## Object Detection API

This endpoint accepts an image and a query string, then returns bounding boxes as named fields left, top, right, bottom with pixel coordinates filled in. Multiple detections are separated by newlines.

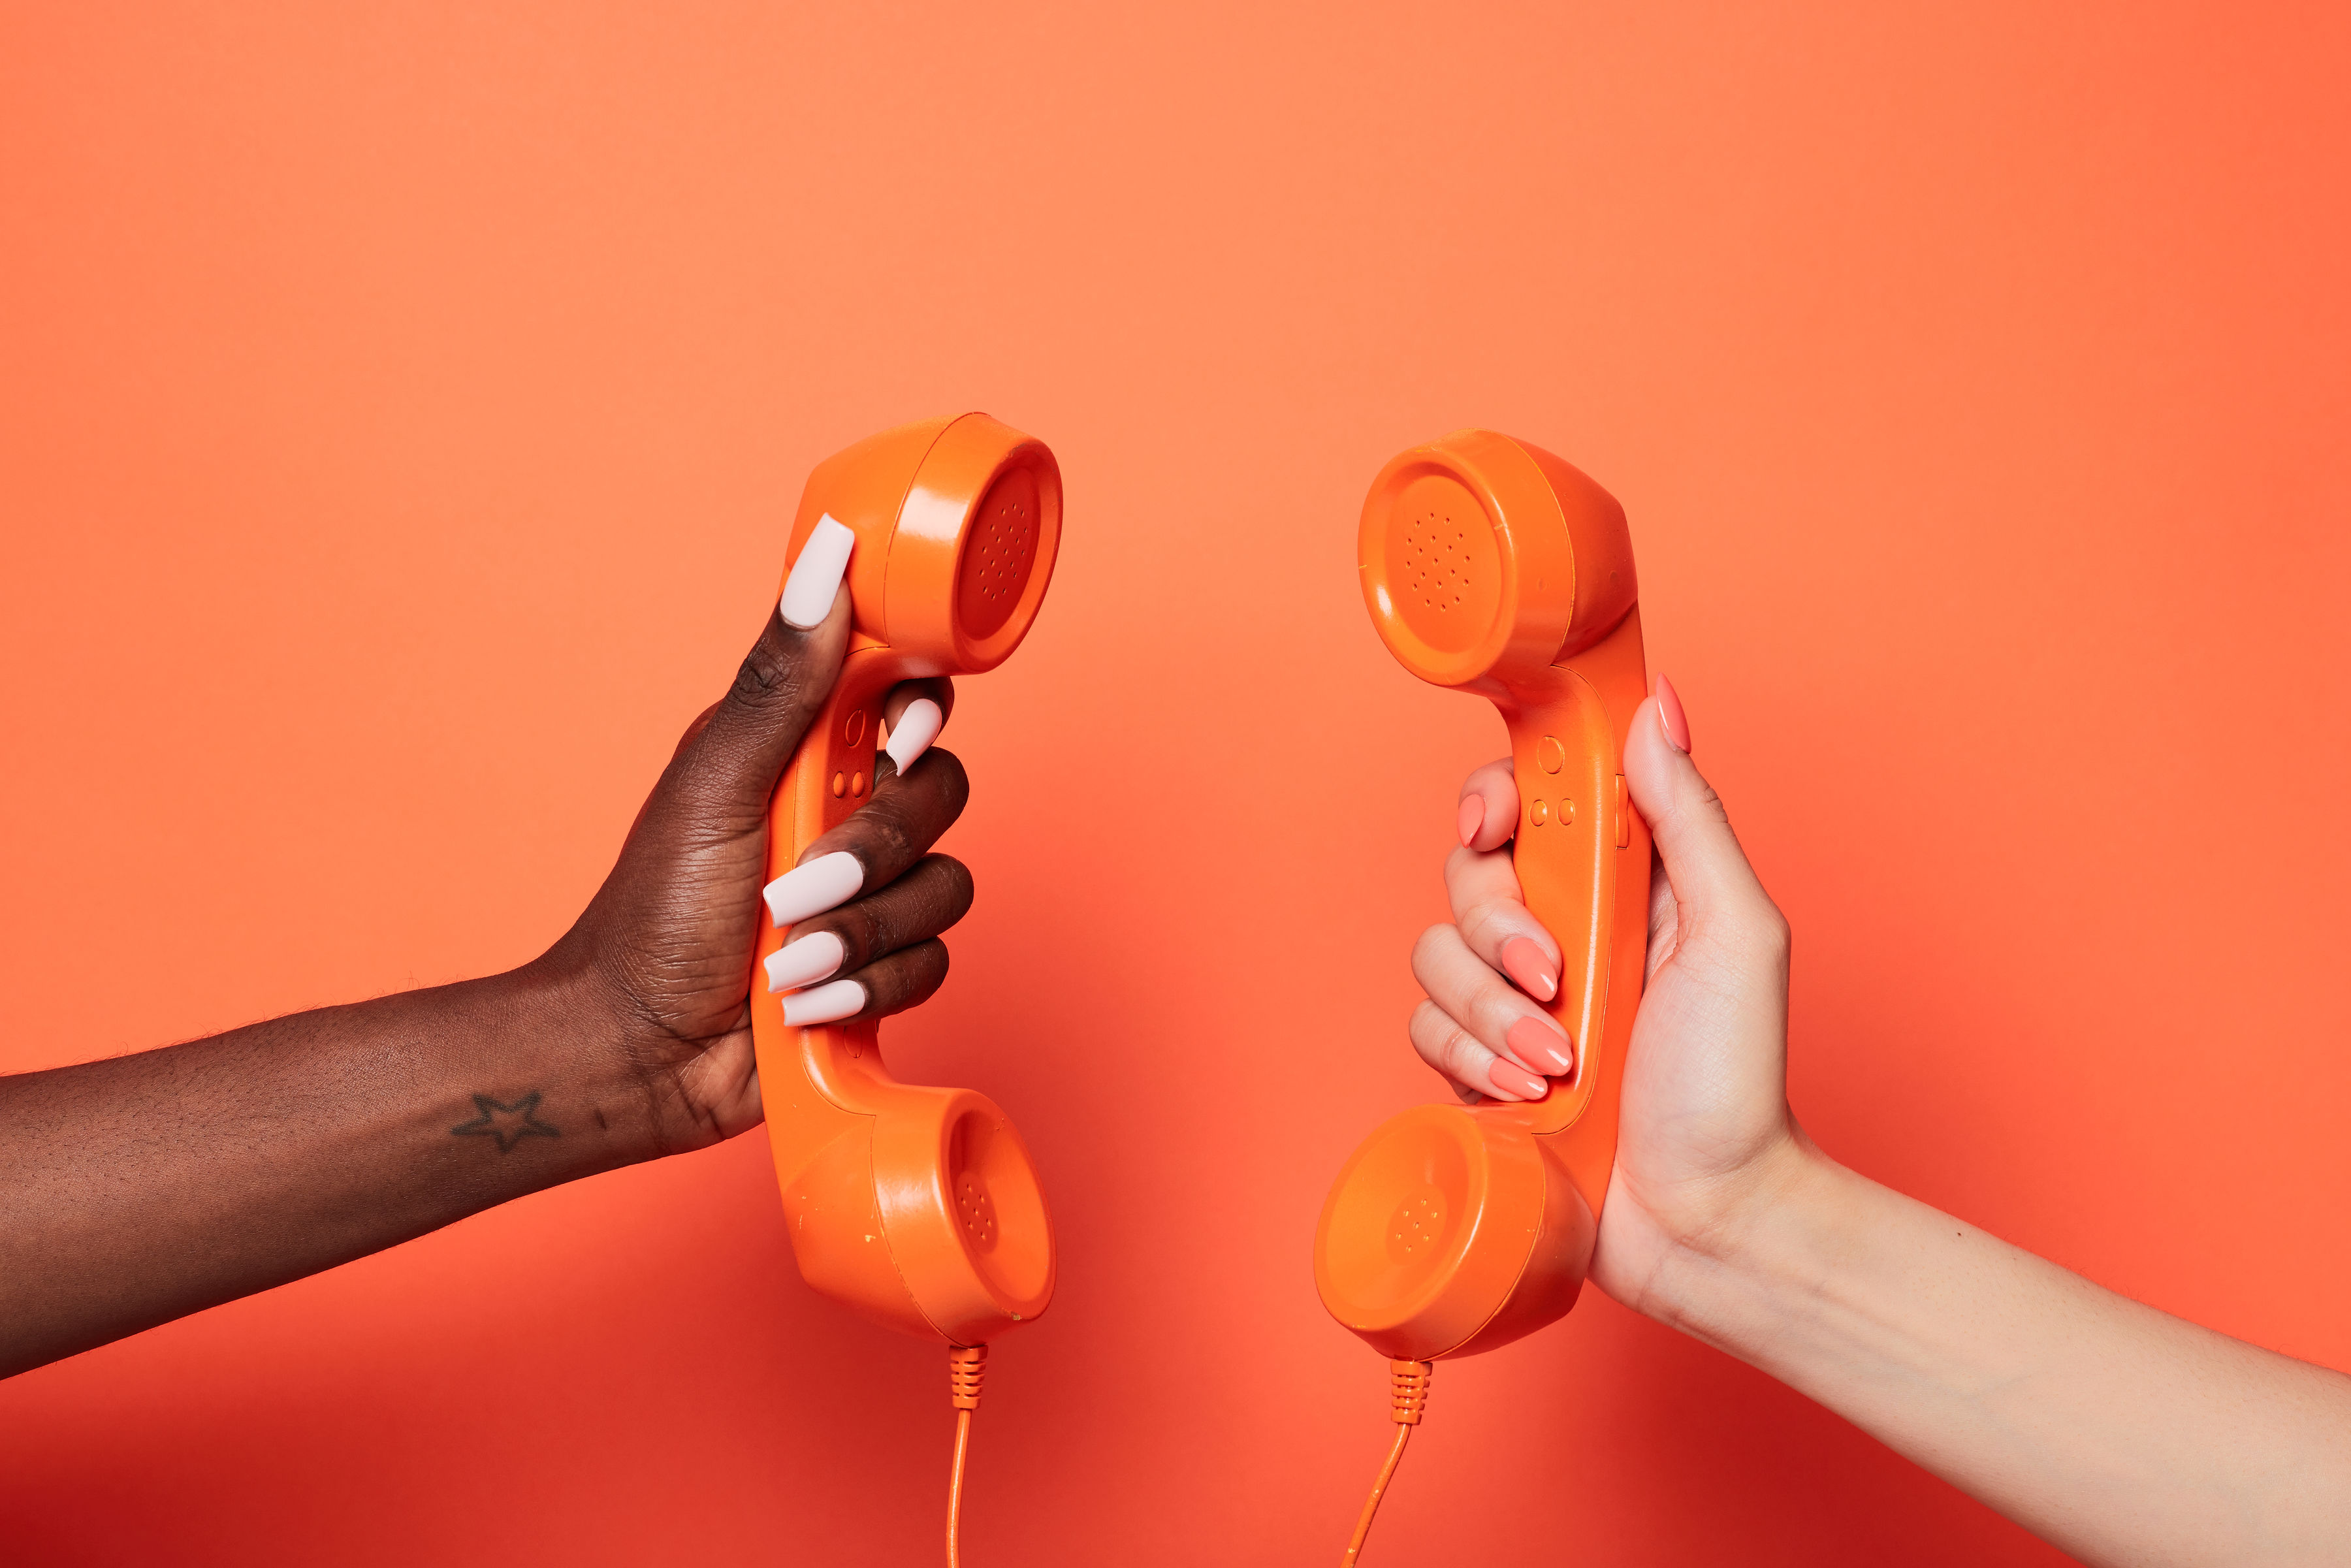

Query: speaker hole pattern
left=1403, top=511, right=1473, bottom=613
left=956, top=1172, right=999, bottom=1252
left=1387, top=1189, right=1445, bottom=1261
left=968, top=492, right=1034, bottom=611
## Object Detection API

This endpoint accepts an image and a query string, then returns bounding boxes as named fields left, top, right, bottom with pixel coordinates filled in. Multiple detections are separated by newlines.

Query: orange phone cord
left=1340, top=1360, right=1433, bottom=1567
left=946, top=1344, right=987, bottom=1567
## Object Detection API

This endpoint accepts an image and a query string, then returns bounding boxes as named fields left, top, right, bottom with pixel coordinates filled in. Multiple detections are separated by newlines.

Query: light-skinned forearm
left=1645, top=1142, right=2351, bottom=1567
left=0, top=963, right=667, bottom=1378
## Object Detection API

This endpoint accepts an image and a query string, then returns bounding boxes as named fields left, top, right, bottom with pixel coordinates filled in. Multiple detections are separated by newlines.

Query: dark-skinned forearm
left=0, top=579, right=921, bottom=1379
left=0, top=963, right=664, bottom=1378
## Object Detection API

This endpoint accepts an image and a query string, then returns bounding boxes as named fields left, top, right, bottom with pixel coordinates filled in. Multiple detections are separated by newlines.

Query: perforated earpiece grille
left=1381, top=472, right=1503, bottom=658
left=957, top=468, right=1040, bottom=642
left=1402, top=509, right=1473, bottom=615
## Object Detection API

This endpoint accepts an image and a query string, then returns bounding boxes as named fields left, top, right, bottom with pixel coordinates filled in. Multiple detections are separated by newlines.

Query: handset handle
left=760, top=641, right=901, bottom=1121
left=1488, top=606, right=1651, bottom=1221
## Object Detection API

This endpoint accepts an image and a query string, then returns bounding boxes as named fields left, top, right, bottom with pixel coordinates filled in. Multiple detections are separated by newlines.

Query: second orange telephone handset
left=753, top=414, right=1060, bottom=1566
left=1313, top=430, right=1652, bottom=1563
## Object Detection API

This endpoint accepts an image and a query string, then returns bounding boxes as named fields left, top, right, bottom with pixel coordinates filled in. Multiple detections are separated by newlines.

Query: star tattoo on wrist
left=450, top=1091, right=560, bottom=1154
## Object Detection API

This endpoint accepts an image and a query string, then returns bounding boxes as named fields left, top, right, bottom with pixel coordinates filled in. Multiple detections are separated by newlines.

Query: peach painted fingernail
left=885, top=697, right=944, bottom=775
left=781, top=978, right=866, bottom=1027
left=763, top=931, right=845, bottom=994
left=1488, top=1059, right=1549, bottom=1100
left=1506, top=1016, right=1575, bottom=1076
left=1655, top=673, right=1692, bottom=754
left=779, top=515, right=856, bottom=630
left=1500, top=937, right=1558, bottom=1001
left=1456, top=794, right=1484, bottom=846
left=763, top=850, right=863, bottom=927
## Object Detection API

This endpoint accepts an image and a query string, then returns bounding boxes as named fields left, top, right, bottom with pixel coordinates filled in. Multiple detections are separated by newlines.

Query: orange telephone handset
left=753, top=413, right=1059, bottom=1351
left=1315, top=430, right=1652, bottom=1366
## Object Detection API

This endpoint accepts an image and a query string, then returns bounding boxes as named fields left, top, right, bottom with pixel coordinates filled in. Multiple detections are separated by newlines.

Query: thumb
left=1622, top=675, right=1778, bottom=933
left=665, top=523, right=856, bottom=830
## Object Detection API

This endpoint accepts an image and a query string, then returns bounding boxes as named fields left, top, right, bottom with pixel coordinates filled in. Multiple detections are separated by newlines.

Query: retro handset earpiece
left=1314, top=431, right=1652, bottom=1563
left=752, top=414, right=1060, bottom=1565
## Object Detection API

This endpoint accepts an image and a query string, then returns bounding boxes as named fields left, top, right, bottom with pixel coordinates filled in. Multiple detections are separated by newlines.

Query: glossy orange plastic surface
left=754, top=414, right=1061, bottom=1347
left=1315, top=430, right=1652, bottom=1362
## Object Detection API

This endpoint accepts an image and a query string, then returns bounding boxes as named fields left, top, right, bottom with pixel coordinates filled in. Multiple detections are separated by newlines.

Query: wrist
left=467, top=959, right=684, bottom=1173
left=1631, top=1132, right=1853, bottom=1349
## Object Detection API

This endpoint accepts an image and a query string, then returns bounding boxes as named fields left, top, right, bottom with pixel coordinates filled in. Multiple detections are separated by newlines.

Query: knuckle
left=925, top=749, right=971, bottom=814
left=865, top=758, right=965, bottom=852
left=1409, top=999, right=1480, bottom=1076
left=849, top=801, right=919, bottom=871
left=1439, top=1023, right=1486, bottom=1079
left=863, top=942, right=943, bottom=1018
left=930, top=854, right=976, bottom=907
left=842, top=857, right=972, bottom=968
left=1454, top=900, right=1517, bottom=952
left=879, top=810, right=921, bottom=867
left=916, top=856, right=975, bottom=927
left=845, top=961, right=895, bottom=1019
left=1407, top=1000, right=1452, bottom=1059
left=903, top=938, right=951, bottom=999
left=1466, top=986, right=1520, bottom=1043
left=829, top=917, right=874, bottom=972
left=855, top=897, right=901, bottom=961
left=726, top=643, right=801, bottom=711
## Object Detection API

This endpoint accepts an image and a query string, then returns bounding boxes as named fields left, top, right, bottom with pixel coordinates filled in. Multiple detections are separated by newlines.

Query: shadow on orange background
left=3, top=4, right=2346, bottom=1563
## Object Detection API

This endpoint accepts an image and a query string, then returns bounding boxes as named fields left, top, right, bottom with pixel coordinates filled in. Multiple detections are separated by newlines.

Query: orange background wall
left=3, top=4, right=2347, bottom=1563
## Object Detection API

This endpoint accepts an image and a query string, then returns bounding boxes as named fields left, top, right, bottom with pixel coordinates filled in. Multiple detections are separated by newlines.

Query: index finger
left=1445, top=758, right=1565, bottom=1003
left=880, top=677, right=955, bottom=774
left=1456, top=757, right=1518, bottom=852
left=761, top=747, right=971, bottom=927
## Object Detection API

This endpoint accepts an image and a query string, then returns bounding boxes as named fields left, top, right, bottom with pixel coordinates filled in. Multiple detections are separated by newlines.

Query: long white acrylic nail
left=780, top=978, right=866, bottom=1027
left=763, top=850, right=863, bottom=927
left=885, top=697, right=944, bottom=774
left=778, top=515, right=856, bottom=630
left=763, top=931, right=846, bottom=994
